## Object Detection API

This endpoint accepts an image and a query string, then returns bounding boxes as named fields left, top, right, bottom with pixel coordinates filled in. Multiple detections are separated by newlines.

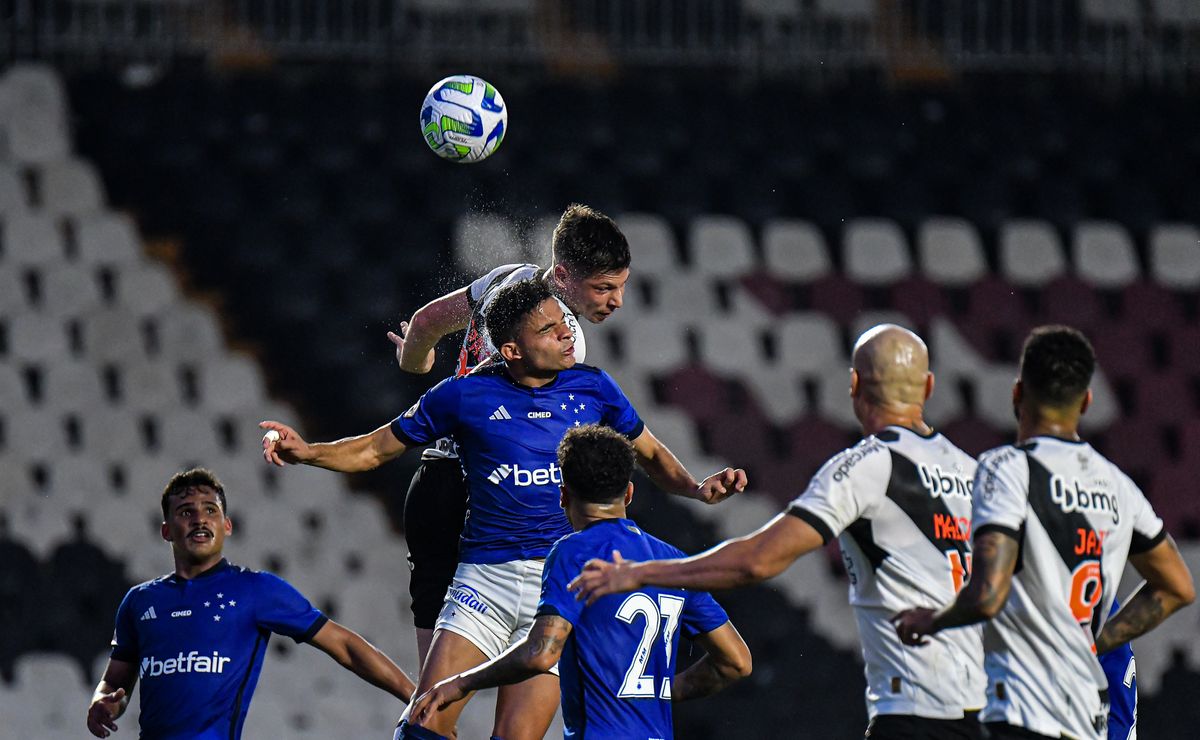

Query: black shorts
left=982, top=723, right=1063, bottom=740
left=865, top=712, right=982, bottom=740
left=402, top=457, right=469, bottom=629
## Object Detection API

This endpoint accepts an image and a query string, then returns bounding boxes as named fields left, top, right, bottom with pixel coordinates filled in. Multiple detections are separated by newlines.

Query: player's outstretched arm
left=1095, top=534, right=1195, bottom=655
left=570, top=513, right=825, bottom=604
left=409, top=615, right=572, bottom=726
left=309, top=620, right=416, bottom=703
left=892, top=527, right=1020, bottom=646
left=86, top=658, right=136, bottom=738
left=260, top=421, right=408, bottom=472
left=631, top=427, right=747, bottom=504
left=672, top=621, right=752, bottom=702
left=388, top=288, right=472, bottom=374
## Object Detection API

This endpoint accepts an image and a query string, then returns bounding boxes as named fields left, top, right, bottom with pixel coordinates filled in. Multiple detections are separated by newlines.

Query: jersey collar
left=884, top=424, right=940, bottom=441
left=168, top=558, right=231, bottom=584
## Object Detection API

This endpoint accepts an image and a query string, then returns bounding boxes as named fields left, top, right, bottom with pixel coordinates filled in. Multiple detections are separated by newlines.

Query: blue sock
left=394, top=719, right=449, bottom=740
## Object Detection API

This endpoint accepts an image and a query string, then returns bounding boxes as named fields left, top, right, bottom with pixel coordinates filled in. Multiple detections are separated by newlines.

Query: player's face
left=515, top=298, right=577, bottom=373
left=162, top=486, right=231, bottom=564
left=561, top=268, right=629, bottom=324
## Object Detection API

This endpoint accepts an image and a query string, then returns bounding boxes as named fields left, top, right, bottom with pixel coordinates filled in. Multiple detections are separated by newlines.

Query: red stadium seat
left=1039, top=275, right=1106, bottom=331
left=939, top=419, right=1009, bottom=458
left=658, top=365, right=733, bottom=424
left=703, top=410, right=774, bottom=470
left=806, top=273, right=866, bottom=325
left=965, top=275, right=1032, bottom=333
left=739, top=271, right=794, bottom=315
left=1166, top=325, right=1200, bottom=373
left=783, top=416, right=856, bottom=472
left=1119, top=280, right=1184, bottom=330
left=1149, top=462, right=1200, bottom=537
left=1133, top=370, right=1197, bottom=425
left=1096, top=418, right=1165, bottom=475
left=1090, top=321, right=1155, bottom=381
left=890, top=275, right=949, bottom=328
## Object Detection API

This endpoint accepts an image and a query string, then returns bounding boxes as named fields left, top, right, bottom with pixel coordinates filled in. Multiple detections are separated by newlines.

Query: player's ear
left=849, top=368, right=861, bottom=398
left=160, top=522, right=170, bottom=542
left=924, top=372, right=935, bottom=402
left=1079, top=388, right=1093, bottom=416
left=224, top=515, right=233, bottom=536
left=623, top=481, right=634, bottom=507
left=498, top=341, right=521, bottom=362
left=552, top=262, right=571, bottom=288
left=559, top=484, right=569, bottom=510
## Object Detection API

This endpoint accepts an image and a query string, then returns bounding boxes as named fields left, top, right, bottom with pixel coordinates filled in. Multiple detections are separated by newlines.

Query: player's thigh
left=410, top=629, right=490, bottom=734
left=867, top=714, right=982, bottom=740
left=493, top=671, right=560, bottom=740
left=415, top=626, right=435, bottom=677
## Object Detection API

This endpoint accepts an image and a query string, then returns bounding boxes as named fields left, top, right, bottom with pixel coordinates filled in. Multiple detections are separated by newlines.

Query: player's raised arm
left=672, top=621, right=752, bottom=702
left=86, top=658, right=136, bottom=738
left=388, top=287, right=472, bottom=374
left=1094, top=534, right=1195, bottom=655
left=570, top=512, right=825, bottom=604
left=260, top=420, right=408, bottom=472
left=630, top=426, right=747, bottom=505
left=409, top=614, right=572, bottom=726
left=309, top=620, right=416, bottom=703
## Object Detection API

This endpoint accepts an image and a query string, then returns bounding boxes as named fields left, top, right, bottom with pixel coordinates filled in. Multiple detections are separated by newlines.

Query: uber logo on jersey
left=527, top=411, right=552, bottom=419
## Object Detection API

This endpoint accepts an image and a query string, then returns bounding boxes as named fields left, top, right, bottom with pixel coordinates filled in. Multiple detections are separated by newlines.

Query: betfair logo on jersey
left=140, top=651, right=232, bottom=678
left=487, top=462, right=563, bottom=486
left=1050, top=475, right=1120, bottom=524
left=917, top=464, right=973, bottom=500
left=446, top=584, right=490, bottom=615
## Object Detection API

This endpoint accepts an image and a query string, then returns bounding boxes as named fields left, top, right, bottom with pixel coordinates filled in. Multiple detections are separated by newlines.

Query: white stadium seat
left=697, top=318, right=766, bottom=375
left=1000, top=220, right=1067, bottom=286
left=156, top=303, right=224, bottom=361
left=2, top=407, right=65, bottom=456
left=75, top=212, right=141, bottom=266
left=622, top=317, right=689, bottom=372
left=0, top=361, right=28, bottom=410
left=453, top=213, right=522, bottom=276
left=616, top=212, right=679, bottom=275
left=39, top=159, right=105, bottom=216
left=0, top=263, right=28, bottom=314
left=974, top=365, right=1020, bottom=430
left=5, top=106, right=70, bottom=164
left=41, top=360, right=105, bottom=411
left=0, top=163, right=28, bottom=214
left=777, top=312, right=845, bottom=373
left=7, top=312, right=70, bottom=362
left=196, top=354, right=268, bottom=413
left=2, top=213, right=65, bottom=267
left=155, top=408, right=223, bottom=460
left=1074, top=220, right=1139, bottom=288
left=114, top=261, right=180, bottom=317
left=82, top=308, right=147, bottom=363
left=743, top=365, right=807, bottom=424
left=688, top=215, right=757, bottom=277
left=761, top=219, right=831, bottom=281
left=640, top=406, right=703, bottom=461
left=79, top=407, right=144, bottom=459
left=39, top=263, right=102, bottom=318
left=813, top=362, right=859, bottom=428
left=929, top=317, right=987, bottom=382
left=917, top=217, right=987, bottom=286
left=844, top=218, right=912, bottom=285
left=651, top=271, right=721, bottom=317
left=117, top=359, right=184, bottom=413
left=1149, top=224, right=1200, bottom=289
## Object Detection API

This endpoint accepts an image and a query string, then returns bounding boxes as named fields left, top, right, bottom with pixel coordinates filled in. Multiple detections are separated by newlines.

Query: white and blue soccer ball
left=420, top=74, right=507, bottom=164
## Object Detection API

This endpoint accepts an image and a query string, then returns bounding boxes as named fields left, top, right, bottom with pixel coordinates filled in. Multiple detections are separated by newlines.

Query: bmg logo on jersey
left=917, top=464, right=973, bottom=500
left=447, top=584, right=490, bottom=615
left=140, top=651, right=232, bottom=678
left=1050, top=475, right=1120, bottom=524
left=487, top=462, right=563, bottom=486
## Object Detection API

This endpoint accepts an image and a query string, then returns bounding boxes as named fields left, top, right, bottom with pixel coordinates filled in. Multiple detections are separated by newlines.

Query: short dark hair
left=551, top=204, right=631, bottom=277
left=485, top=278, right=555, bottom=347
left=1019, top=325, right=1096, bottom=407
left=161, top=468, right=227, bottom=519
left=557, top=424, right=635, bottom=504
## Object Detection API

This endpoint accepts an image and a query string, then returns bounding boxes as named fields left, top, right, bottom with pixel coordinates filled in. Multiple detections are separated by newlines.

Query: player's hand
left=86, top=687, right=125, bottom=737
left=409, top=677, right=468, bottom=726
left=259, top=421, right=311, bottom=466
left=694, top=467, right=748, bottom=504
left=890, top=608, right=937, bottom=646
left=569, top=550, right=641, bottom=605
left=388, top=322, right=434, bottom=374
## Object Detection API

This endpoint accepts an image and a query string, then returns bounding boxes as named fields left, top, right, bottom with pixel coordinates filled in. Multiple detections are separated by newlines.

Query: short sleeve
left=596, top=370, right=644, bottom=440
left=109, top=588, right=140, bottom=662
left=536, top=537, right=586, bottom=626
left=390, top=376, right=463, bottom=447
left=787, top=440, right=890, bottom=544
left=253, top=572, right=327, bottom=643
left=680, top=590, right=729, bottom=639
left=971, top=446, right=1030, bottom=535
left=1120, top=471, right=1166, bottom=554
left=467, top=263, right=535, bottom=307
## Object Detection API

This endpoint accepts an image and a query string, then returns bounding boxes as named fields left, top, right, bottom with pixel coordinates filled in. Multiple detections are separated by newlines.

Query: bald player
left=570, top=325, right=987, bottom=739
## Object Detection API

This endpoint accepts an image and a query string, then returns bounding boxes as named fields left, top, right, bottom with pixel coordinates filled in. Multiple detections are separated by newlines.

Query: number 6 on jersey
left=615, top=592, right=685, bottom=699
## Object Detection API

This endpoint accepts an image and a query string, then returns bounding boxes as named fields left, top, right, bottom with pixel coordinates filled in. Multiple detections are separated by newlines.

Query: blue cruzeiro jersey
left=390, top=363, right=644, bottom=565
left=538, top=519, right=730, bottom=740
left=110, top=560, right=325, bottom=740
left=1101, top=598, right=1137, bottom=740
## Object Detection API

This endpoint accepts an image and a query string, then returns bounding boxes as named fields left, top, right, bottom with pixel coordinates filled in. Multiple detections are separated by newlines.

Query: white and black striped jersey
left=788, top=426, right=986, bottom=720
left=422, top=263, right=585, bottom=461
left=972, top=437, right=1166, bottom=740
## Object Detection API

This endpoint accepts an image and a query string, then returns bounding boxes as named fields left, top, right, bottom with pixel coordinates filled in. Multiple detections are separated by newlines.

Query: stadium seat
left=0, top=164, right=28, bottom=214
left=47, top=457, right=114, bottom=510
left=155, top=408, right=223, bottom=460
left=688, top=215, right=757, bottom=277
left=38, top=160, right=105, bottom=217
left=651, top=272, right=721, bottom=317
left=813, top=363, right=859, bottom=428
left=761, top=219, right=831, bottom=282
left=4, top=105, right=70, bottom=165
left=659, top=365, right=733, bottom=424
left=116, top=359, right=184, bottom=413
left=79, top=407, right=143, bottom=459
left=939, top=418, right=1008, bottom=457
left=703, top=412, right=773, bottom=469
left=973, top=365, right=1020, bottom=430
left=1149, top=224, right=1200, bottom=289
left=742, top=366, right=808, bottom=425
left=38, top=263, right=102, bottom=318
left=1000, top=220, right=1067, bottom=286
left=195, top=354, right=268, bottom=414
left=155, top=303, right=224, bottom=362
left=890, top=276, right=949, bottom=328
left=698, top=318, right=767, bottom=375
left=777, top=312, right=845, bottom=374
left=1040, top=276, right=1106, bottom=330
left=1091, top=321, right=1154, bottom=380
left=74, top=213, right=141, bottom=266
left=0, top=263, right=27, bottom=314
left=616, top=213, right=679, bottom=275
left=1079, top=368, right=1119, bottom=432
left=807, top=273, right=867, bottom=324
left=782, top=415, right=856, bottom=478
left=639, top=406, right=703, bottom=462
left=0, top=361, right=27, bottom=411
left=7, top=312, right=70, bottom=362
left=2, top=213, right=65, bottom=267
left=114, top=261, right=180, bottom=318
left=40, top=361, right=105, bottom=411
left=1073, top=221, right=1140, bottom=288
left=81, top=308, right=146, bottom=363
left=452, top=213, right=522, bottom=276
left=1119, top=280, right=1184, bottom=330
left=1099, top=418, right=1165, bottom=474
left=843, top=218, right=912, bottom=285
left=916, top=217, right=987, bottom=286
left=1133, top=371, right=1196, bottom=425
left=1167, top=324, right=1200, bottom=373
left=923, top=374, right=966, bottom=427
left=2, top=406, right=66, bottom=458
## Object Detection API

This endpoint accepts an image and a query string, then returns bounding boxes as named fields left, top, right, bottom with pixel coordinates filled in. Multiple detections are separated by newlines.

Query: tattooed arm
left=672, top=622, right=752, bottom=702
left=1095, top=534, right=1195, bottom=655
left=893, top=527, right=1021, bottom=645
left=409, top=615, right=572, bottom=724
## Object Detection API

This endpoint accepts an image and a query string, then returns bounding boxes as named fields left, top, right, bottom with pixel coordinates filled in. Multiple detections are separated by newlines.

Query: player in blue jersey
left=86, top=468, right=414, bottom=739
left=261, top=279, right=746, bottom=740
left=1100, top=598, right=1137, bottom=740
left=406, top=424, right=751, bottom=740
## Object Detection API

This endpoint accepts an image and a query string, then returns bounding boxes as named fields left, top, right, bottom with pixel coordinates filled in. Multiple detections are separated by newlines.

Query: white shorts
left=435, top=559, right=557, bottom=674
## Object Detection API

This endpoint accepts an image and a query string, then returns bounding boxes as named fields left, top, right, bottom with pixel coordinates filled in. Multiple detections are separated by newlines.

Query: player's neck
left=566, top=504, right=626, bottom=531
left=505, top=363, right=558, bottom=389
left=174, top=552, right=226, bottom=580
left=858, top=404, right=932, bottom=437
left=1017, top=411, right=1081, bottom=445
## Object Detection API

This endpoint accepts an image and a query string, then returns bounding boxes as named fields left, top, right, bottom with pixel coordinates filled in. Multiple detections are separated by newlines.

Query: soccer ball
left=420, top=74, right=507, bottom=164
